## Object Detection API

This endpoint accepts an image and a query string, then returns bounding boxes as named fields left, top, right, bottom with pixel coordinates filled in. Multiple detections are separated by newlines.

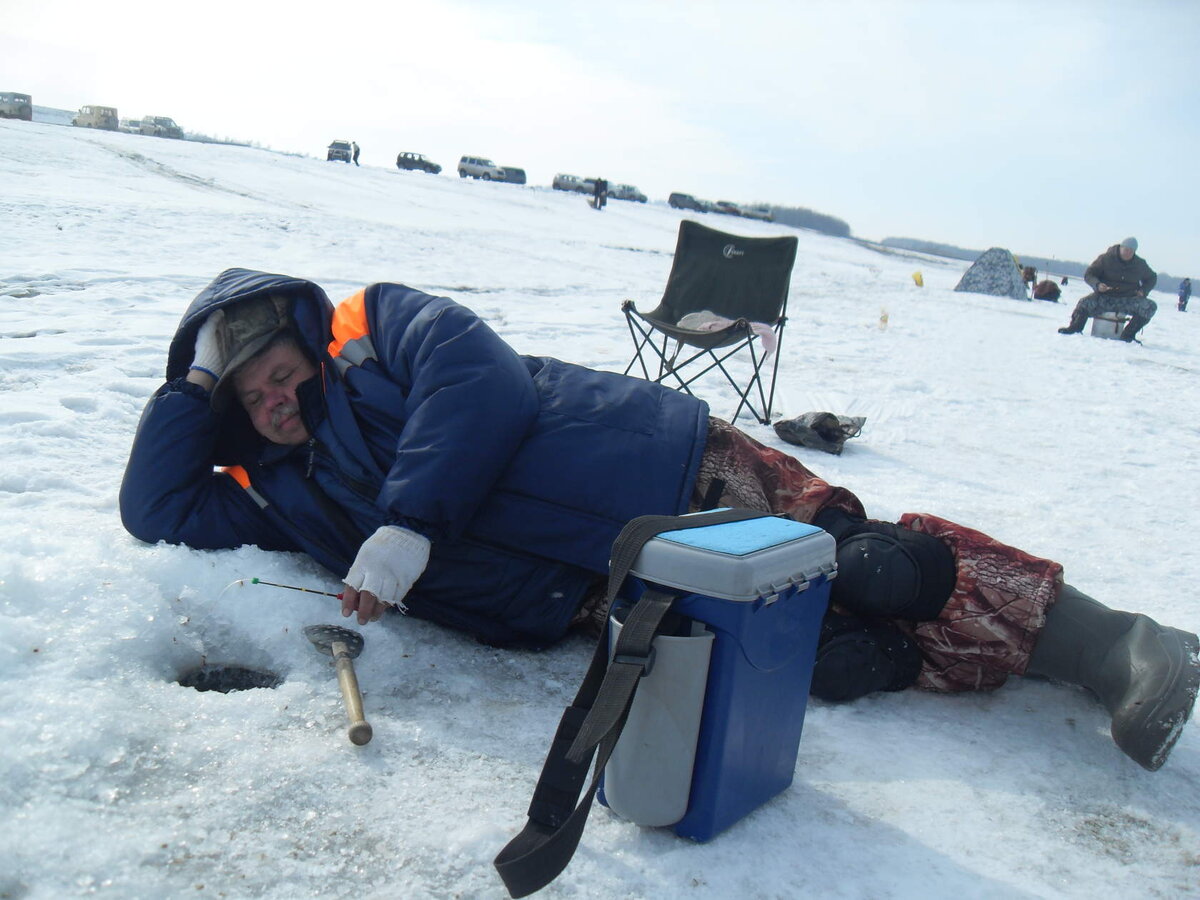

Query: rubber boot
left=1057, top=309, right=1088, bottom=334
left=1026, top=584, right=1200, bottom=770
left=1120, top=314, right=1149, bottom=343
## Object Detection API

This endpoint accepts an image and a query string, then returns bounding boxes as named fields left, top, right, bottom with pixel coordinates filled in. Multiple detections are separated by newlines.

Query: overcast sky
left=4, top=0, right=1197, bottom=276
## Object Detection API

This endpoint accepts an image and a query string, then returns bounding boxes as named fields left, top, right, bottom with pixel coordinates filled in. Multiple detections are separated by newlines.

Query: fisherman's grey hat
left=210, top=294, right=292, bottom=411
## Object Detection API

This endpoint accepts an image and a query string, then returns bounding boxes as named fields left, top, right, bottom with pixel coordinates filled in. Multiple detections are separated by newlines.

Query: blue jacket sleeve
left=363, top=287, right=540, bottom=539
left=120, top=378, right=301, bottom=553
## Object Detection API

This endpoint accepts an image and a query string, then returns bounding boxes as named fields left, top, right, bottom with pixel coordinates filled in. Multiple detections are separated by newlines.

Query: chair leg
left=623, top=315, right=785, bottom=425
left=719, top=341, right=770, bottom=425
left=623, top=316, right=655, bottom=380
left=763, top=330, right=784, bottom=422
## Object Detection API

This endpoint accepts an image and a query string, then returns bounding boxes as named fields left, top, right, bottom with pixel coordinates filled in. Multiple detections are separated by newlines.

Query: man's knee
left=1075, top=293, right=1101, bottom=316
left=831, top=520, right=957, bottom=620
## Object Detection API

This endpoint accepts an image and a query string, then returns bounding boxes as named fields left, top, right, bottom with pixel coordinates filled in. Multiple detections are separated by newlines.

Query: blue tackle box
left=600, top=514, right=835, bottom=841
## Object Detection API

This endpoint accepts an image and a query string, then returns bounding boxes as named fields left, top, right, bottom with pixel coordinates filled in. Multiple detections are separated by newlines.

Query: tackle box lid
left=626, top=513, right=836, bottom=602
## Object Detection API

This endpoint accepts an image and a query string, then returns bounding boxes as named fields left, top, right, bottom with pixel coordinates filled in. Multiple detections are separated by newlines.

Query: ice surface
left=1, top=119, right=1197, bottom=899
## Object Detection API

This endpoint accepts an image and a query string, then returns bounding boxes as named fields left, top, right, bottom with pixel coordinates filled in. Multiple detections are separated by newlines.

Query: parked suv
left=552, top=173, right=587, bottom=193
left=500, top=166, right=526, bottom=185
left=73, top=105, right=119, bottom=130
left=0, top=92, right=33, bottom=121
left=668, top=192, right=706, bottom=212
left=610, top=183, right=647, bottom=203
left=457, top=155, right=505, bottom=180
left=396, top=151, right=441, bottom=173
left=327, top=140, right=353, bottom=163
left=118, top=118, right=142, bottom=134
left=141, top=116, right=183, bottom=139
left=740, top=205, right=774, bottom=222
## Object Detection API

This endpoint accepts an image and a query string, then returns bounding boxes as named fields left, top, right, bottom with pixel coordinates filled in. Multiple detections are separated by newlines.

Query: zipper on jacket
left=250, top=459, right=358, bottom=574
left=294, top=439, right=411, bottom=614
left=300, top=441, right=415, bottom=616
left=305, top=438, right=379, bottom=505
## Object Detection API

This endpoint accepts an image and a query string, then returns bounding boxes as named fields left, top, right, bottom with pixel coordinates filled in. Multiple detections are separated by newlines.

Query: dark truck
left=327, top=140, right=353, bottom=163
left=0, top=92, right=33, bottom=121
left=395, top=152, right=441, bottom=174
left=668, top=192, right=707, bottom=212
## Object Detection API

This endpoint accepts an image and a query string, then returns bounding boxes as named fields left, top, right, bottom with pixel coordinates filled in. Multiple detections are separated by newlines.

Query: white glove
left=190, top=309, right=226, bottom=379
left=344, top=525, right=431, bottom=608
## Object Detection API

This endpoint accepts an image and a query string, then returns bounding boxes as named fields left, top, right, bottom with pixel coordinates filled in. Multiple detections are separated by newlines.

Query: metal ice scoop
left=304, top=624, right=373, bottom=746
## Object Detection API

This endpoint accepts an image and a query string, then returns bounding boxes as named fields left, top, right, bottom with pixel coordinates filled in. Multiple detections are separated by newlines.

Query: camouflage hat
left=210, top=294, right=292, bottom=411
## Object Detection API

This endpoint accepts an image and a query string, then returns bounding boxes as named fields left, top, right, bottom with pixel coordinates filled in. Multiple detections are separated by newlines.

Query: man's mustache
left=271, top=404, right=300, bottom=428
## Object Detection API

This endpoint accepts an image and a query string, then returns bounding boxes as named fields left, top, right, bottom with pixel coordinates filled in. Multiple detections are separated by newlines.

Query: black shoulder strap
left=493, top=508, right=769, bottom=898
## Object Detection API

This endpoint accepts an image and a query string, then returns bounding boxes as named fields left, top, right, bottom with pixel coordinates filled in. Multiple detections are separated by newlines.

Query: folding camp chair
left=622, top=219, right=797, bottom=424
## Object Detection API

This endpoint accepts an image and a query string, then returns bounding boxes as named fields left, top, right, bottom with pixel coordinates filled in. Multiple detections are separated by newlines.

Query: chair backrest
left=648, top=220, right=798, bottom=326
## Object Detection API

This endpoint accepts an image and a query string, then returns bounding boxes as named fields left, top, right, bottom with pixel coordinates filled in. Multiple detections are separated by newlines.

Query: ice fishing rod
left=249, top=577, right=343, bottom=599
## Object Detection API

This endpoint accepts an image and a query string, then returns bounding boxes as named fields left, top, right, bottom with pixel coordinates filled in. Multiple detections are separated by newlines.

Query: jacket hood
left=166, top=268, right=335, bottom=381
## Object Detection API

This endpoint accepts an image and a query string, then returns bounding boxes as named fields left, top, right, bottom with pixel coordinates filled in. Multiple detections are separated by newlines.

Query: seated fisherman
left=1058, top=237, right=1158, bottom=341
left=121, top=268, right=1199, bottom=772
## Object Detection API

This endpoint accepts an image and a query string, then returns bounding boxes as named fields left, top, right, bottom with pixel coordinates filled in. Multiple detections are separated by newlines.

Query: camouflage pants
left=1073, top=291, right=1158, bottom=321
left=575, top=418, right=1064, bottom=693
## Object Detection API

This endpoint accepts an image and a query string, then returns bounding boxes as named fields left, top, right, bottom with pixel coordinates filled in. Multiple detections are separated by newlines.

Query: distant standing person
left=1057, top=237, right=1157, bottom=342
left=592, top=177, right=607, bottom=210
left=1179, top=277, right=1191, bottom=312
left=1021, top=265, right=1037, bottom=295
left=352, top=142, right=360, bottom=166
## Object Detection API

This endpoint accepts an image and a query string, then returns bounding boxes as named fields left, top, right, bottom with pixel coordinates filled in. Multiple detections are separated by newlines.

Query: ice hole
left=176, top=664, right=282, bottom=693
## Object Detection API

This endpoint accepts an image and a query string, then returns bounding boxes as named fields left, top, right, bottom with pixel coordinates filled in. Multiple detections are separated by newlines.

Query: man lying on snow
left=121, top=268, right=1200, bottom=772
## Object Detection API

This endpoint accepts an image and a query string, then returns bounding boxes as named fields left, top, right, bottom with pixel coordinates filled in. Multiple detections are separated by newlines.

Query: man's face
left=234, top=340, right=317, bottom=445
left=1120, top=246, right=1135, bottom=261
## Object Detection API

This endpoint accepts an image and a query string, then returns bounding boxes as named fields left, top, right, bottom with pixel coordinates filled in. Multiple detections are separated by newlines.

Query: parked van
left=0, top=92, right=33, bottom=121
left=457, top=156, right=505, bottom=180
left=73, top=105, right=119, bottom=130
left=500, top=166, right=526, bottom=185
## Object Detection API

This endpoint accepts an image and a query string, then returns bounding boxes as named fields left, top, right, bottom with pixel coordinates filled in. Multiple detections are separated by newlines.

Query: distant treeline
left=881, top=237, right=1190, bottom=295
left=187, top=133, right=254, bottom=147
left=767, top=205, right=852, bottom=238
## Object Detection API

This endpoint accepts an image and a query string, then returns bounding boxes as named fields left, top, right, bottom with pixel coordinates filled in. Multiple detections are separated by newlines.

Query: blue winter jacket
left=121, top=269, right=709, bottom=645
